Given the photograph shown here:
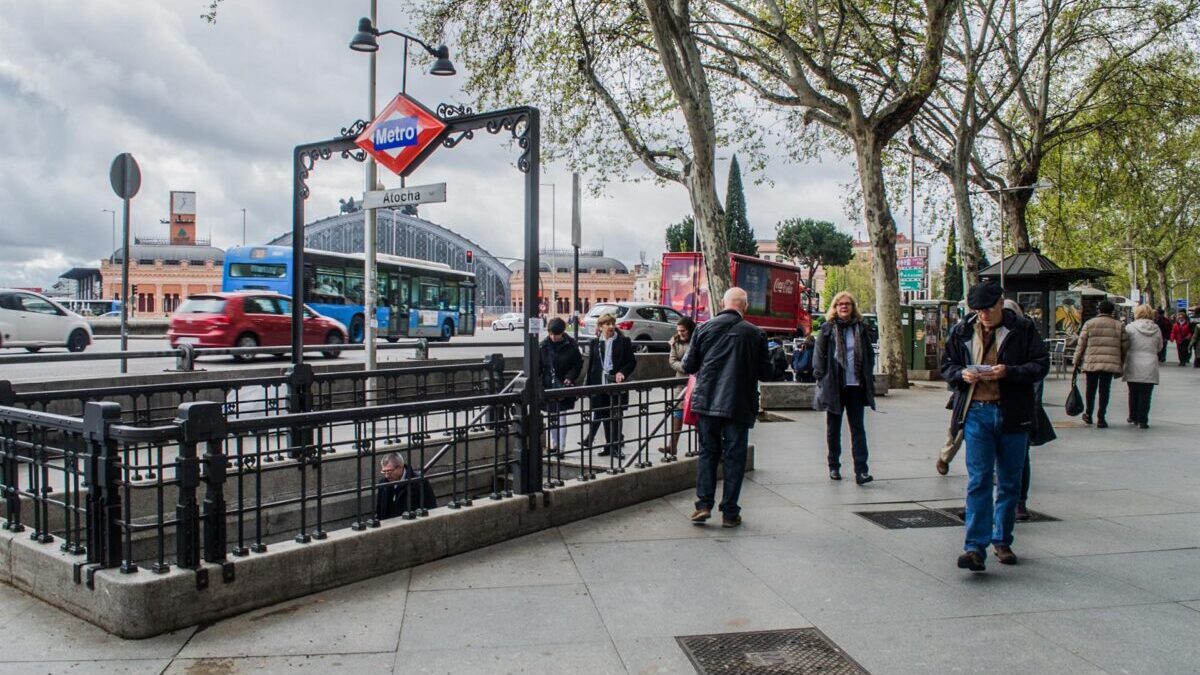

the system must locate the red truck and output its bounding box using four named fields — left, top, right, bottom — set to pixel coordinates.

left=660, top=252, right=813, bottom=336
